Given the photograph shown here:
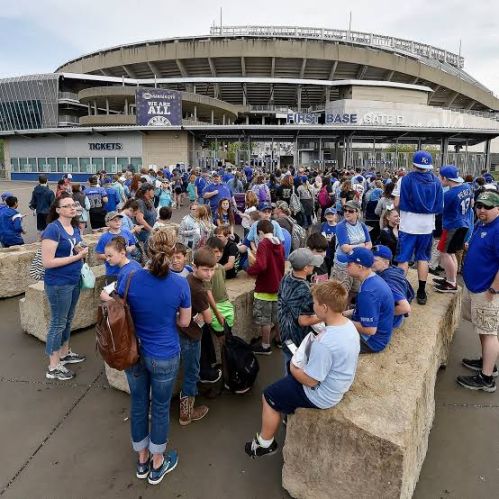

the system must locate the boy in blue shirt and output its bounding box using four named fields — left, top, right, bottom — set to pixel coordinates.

left=434, top=165, right=473, bottom=293
left=340, top=247, right=395, bottom=353
left=320, top=207, right=338, bottom=275
left=0, top=196, right=25, bottom=247
left=245, top=280, right=359, bottom=458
